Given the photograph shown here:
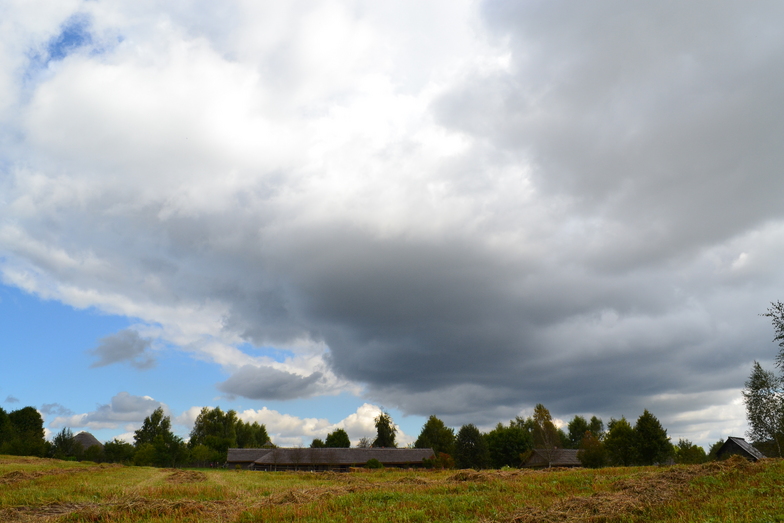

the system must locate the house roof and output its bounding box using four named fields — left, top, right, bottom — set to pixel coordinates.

left=719, top=437, right=766, bottom=461
left=229, top=447, right=434, bottom=466
left=227, top=448, right=270, bottom=463
left=523, top=448, right=582, bottom=468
